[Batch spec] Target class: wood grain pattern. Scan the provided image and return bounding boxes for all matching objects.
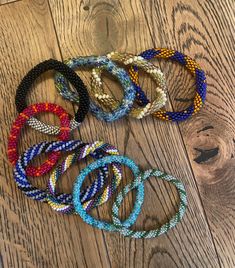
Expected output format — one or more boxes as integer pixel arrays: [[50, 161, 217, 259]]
[[0, 0, 20, 5], [0, 0, 234, 267], [138, 1, 235, 266]]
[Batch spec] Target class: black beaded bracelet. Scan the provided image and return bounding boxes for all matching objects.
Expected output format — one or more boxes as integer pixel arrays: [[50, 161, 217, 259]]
[[15, 59, 90, 132]]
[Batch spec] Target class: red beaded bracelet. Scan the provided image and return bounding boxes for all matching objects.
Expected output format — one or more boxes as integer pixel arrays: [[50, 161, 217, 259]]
[[8, 103, 70, 177]]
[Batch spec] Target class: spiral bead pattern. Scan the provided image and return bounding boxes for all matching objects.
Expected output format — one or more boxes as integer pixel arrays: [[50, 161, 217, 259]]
[[8, 103, 70, 177], [132, 48, 207, 122], [90, 51, 167, 119], [47, 141, 122, 214], [54, 56, 136, 122]]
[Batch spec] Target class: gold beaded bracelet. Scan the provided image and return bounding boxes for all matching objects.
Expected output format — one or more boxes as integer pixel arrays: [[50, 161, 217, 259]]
[[90, 52, 167, 119]]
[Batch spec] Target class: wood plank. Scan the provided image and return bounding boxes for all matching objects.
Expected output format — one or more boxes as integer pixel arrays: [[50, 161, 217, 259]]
[[0, 0, 110, 267], [48, 0, 222, 267], [139, 1, 235, 267]]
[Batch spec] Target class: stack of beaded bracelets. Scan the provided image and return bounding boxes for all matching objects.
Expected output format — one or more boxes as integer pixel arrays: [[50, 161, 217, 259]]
[[7, 47, 206, 238]]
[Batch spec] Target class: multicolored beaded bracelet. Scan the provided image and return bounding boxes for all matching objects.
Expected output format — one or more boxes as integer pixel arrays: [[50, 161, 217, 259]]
[[73, 156, 187, 238], [8, 103, 70, 177], [90, 52, 167, 119], [73, 155, 145, 230], [47, 141, 122, 214], [14, 140, 85, 202], [132, 48, 207, 121], [54, 56, 136, 122], [111, 169, 187, 238], [15, 59, 90, 134]]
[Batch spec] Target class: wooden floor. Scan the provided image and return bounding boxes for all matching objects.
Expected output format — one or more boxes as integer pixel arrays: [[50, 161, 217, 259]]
[[0, 0, 234, 267]]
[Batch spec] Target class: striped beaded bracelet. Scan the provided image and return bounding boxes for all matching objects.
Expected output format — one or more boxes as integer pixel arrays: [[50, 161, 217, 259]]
[[47, 141, 122, 214], [15, 59, 90, 134], [111, 169, 187, 238], [8, 103, 70, 177], [132, 48, 207, 122], [73, 155, 145, 231], [54, 56, 136, 122], [90, 52, 167, 119], [14, 141, 84, 202]]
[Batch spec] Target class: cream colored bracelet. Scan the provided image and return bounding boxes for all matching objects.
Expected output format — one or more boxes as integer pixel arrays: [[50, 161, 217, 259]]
[[91, 52, 167, 119]]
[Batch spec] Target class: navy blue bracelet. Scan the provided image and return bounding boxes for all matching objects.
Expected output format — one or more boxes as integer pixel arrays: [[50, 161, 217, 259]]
[[131, 48, 207, 122]]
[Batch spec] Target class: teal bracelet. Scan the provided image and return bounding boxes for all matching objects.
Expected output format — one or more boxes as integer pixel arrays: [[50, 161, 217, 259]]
[[73, 155, 145, 231], [112, 169, 187, 238]]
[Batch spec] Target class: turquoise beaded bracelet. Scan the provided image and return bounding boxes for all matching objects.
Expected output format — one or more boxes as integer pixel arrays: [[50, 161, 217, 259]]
[[73, 155, 145, 230]]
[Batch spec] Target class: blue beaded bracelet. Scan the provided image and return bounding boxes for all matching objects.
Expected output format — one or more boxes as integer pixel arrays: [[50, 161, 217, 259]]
[[73, 155, 145, 231], [54, 56, 136, 122], [132, 48, 207, 122]]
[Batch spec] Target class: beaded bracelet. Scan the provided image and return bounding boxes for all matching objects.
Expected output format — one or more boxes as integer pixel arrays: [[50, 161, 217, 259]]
[[14, 140, 86, 202], [90, 52, 167, 119], [54, 56, 136, 122], [15, 59, 89, 134], [132, 48, 207, 122], [27, 117, 80, 136], [73, 156, 187, 238], [47, 141, 122, 214], [8, 103, 70, 177], [111, 169, 187, 238], [73, 155, 145, 230]]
